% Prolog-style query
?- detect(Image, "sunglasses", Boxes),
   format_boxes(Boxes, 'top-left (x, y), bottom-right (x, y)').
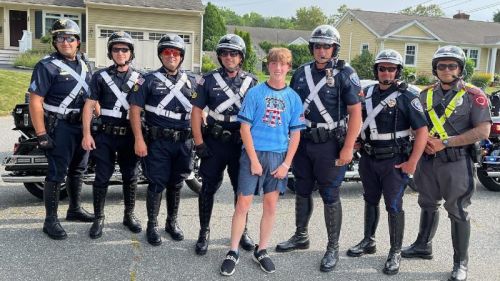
top-left (377, 66), bottom-right (397, 73)
top-left (161, 48), bottom-right (181, 57)
top-left (313, 44), bottom-right (333, 50)
top-left (219, 50), bottom-right (240, 58)
top-left (436, 63), bottom-right (459, 71)
top-left (112, 47), bottom-right (130, 53)
top-left (55, 36), bottom-right (78, 43)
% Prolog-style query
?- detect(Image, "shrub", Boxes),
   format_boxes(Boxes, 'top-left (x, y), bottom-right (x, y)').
top-left (415, 73), bottom-right (433, 86)
top-left (464, 58), bottom-right (475, 82)
top-left (470, 72), bottom-right (493, 89)
top-left (13, 49), bottom-right (51, 68)
top-left (402, 66), bottom-right (416, 82)
top-left (201, 54), bottom-right (217, 73)
top-left (350, 50), bottom-right (375, 80)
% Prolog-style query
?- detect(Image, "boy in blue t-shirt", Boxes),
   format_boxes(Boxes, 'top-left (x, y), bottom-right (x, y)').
top-left (220, 48), bottom-right (305, 276)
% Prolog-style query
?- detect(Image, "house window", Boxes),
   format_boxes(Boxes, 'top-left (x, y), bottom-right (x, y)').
top-left (179, 34), bottom-right (191, 44)
top-left (149, 32), bottom-right (166, 40)
top-left (405, 44), bottom-right (417, 66)
top-left (99, 29), bottom-right (117, 38)
top-left (361, 43), bottom-right (369, 54)
top-left (124, 31), bottom-right (144, 40)
top-left (44, 12), bottom-right (80, 35)
top-left (463, 48), bottom-right (479, 68)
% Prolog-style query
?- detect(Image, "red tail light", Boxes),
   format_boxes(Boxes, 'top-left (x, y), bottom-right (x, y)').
top-left (491, 123), bottom-right (500, 135)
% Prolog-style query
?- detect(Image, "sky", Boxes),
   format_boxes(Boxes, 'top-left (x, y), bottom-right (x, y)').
top-left (202, 0), bottom-right (499, 22)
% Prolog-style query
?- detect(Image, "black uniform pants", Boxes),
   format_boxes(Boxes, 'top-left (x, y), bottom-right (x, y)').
top-left (92, 133), bottom-right (139, 189)
top-left (359, 153), bottom-right (409, 213)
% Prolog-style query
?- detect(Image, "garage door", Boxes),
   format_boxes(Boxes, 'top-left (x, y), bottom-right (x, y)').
top-left (96, 28), bottom-right (193, 72)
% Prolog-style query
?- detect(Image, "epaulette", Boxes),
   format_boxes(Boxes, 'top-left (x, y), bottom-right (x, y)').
top-left (336, 60), bottom-right (345, 70)
top-left (240, 71), bottom-right (258, 81)
top-left (464, 83), bottom-right (485, 96)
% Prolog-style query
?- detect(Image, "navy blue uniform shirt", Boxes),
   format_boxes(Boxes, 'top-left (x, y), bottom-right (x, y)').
top-left (28, 52), bottom-right (92, 110)
top-left (192, 67), bottom-right (258, 131)
top-left (290, 60), bottom-right (361, 123)
top-left (90, 65), bottom-right (142, 125)
top-left (129, 67), bottom-right (195, 130)
top-left (362, 83), bottom-right (428, 147)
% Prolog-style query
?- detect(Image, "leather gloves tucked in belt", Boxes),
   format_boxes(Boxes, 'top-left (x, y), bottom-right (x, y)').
top-left (195, 143), bottom-right (212, 159)
top-left (37, 134), bottom-right (55, 150)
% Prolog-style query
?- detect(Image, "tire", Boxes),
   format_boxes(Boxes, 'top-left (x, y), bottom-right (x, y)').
top-left (24, 182), bottom-right (68, 200)
top-left (476, 168), bottom-right (500, 192)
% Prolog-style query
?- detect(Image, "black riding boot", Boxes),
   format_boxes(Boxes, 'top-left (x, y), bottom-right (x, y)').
top-left (165, 188), bottom-right (184, 241)
top-left (65, 176), bottom-right (94, 222)
top-left (276, 195), bottom-right (313, 252)
top-left (347, 202), bottom-right (379, 257)
top-left (43, 181), bottom-right (67, 240)
top-left (146, 190), bottom-right (162, 246)
top-left (235, 194), bottom-right (255, 251)
top-left (448, 219), bottom-right (470, 281)
top-left (196, 193), bottom-right (214, 255)
top-left (123, 182), bottom-right (142, 233)
top-left (383, 211), bottom-right (405, 275)
top-left (402, 209), bottom-right (439, 259)
top-left (89, 187), bottom-right (107, 239)
top-left (320, 201), bottom-right (342, 272)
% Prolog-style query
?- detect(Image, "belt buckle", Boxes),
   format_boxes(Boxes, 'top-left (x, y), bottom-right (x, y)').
top-left (172, 130), bottom-right (180, 142)
top-left (119, 127), bottom-right (127, 136)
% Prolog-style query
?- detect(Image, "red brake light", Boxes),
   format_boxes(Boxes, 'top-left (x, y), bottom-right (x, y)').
top-left (491, 123), bottom-right (500, 135)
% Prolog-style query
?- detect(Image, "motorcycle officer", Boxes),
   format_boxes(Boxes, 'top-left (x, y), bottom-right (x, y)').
top-left (28, 18), bottom-right (94, 240)
top-left (82, 32), bottom-right (142, 239)
top-left (275, 25), bottom-right (362, 272)
top-left (129, 34), bottom-right (196, 246)
top-left (191, 34), bottom-right (258, 255)
top-left (346, 49), bottom-right (428, 275)
top-left (402, 46), bottom-right (491, 281)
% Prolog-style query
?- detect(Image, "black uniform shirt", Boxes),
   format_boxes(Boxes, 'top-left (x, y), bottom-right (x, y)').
top-left (90, 66), bottom-right (142, 125)
top-left (290, 60), bottom-right (361, 124)
top-left (420, 80), bottom-right (491, 136)
top-left (129, 67), bottom-right (195, 130)
top-left (28, 52), bottom-right (92, 110)
top-left (362, 84), bottom-right (428, 147)
top-left (192, 67), bottom-right (258, 131)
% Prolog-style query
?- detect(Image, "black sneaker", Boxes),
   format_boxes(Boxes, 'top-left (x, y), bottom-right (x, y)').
top-left (253, 246), bottom-right (276, 273)
top-left (220, 250), bottom-right (239, 276)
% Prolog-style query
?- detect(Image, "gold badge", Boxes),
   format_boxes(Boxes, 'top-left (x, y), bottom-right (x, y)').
top-left (387, 99), bottom-right (397, 107)
top-left (191, 92), bottom-right (197, 99)
top-left (133, 84), bottom-right (139, 92)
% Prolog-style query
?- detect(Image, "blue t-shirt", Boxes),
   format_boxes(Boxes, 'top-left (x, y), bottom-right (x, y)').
top-left (238, 82), bottom-right (305, 153)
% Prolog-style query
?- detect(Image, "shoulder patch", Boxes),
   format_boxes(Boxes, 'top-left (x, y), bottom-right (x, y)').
top-left (411, 98), bottom-right (424, 113)
top-left (349, 72), bottom-right (361, 87)
top-left (473, 95), bottom-right (488, 108)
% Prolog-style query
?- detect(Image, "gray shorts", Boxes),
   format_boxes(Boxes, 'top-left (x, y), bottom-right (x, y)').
top-left (238, 150), bottom-right (287, 196)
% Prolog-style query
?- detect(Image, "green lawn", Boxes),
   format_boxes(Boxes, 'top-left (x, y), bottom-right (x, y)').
top-left (0, 69), bottom-right (31, 116)
top-left (256, 72), bottom-right (292, 84)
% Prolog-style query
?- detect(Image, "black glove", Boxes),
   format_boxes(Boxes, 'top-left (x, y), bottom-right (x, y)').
top-left (37, 134), bottom-right (55, 150)
top-left (195, 143), bottom-right (212, 159)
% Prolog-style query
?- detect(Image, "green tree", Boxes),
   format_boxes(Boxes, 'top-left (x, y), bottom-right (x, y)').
top-left (328, 4), bottom-right (349, 25)
top-left (218, 7), bottom-right (243, 25)
top-left (464, 58), bottom-right (475, 82)
top-left (234, 29), bottom-right (257, 73)
top-left (203, 2), bottom-right (226, 51)
top-left (493, 10), bottom-right (500, 22)
top-left (242, 12), bottom-right (265, 27)
top-left (294, 6), bottom-right (327, 30)
top-left (400, 4), bottom-right (444, 17)
top-left (350, 50), bottom-right (375, 80)
top-left (288, 44), bottom-right (310, 69)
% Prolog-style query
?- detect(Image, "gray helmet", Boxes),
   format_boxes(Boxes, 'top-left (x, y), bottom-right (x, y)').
top-left (51, 18), bottom-right (80, 49)
top-left (157, 34), bottom-right (185, 65)
top-left (432, 45), bottom-right (466, 76)
top-left (373, 49), bottom-right (404, 80)
top-left (308, 25), bottom-right (341, 58)
top-left (107, 31), bottom-right (134, 61)
top-left (216, 34), bottom-right (246, 66)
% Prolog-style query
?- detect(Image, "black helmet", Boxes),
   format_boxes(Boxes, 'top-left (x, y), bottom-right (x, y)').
top-left (432, 45), bottom-right (466, 76)
top-left (157, 34), bottom-right (185, 65)
top-left (373, 49), bottom-right (404, 80)
top-left (107, 31), bottom-right (134, 61)
top-left (308, 25), bottom-right (341, 58)
top-left (216, 34), bottom-right (246, 66)
top-left (51, 18), bottom-right (80, 49)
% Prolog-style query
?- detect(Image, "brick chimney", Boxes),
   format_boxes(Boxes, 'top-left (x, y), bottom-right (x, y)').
top-left (453, 12), bottom-right (470, 20)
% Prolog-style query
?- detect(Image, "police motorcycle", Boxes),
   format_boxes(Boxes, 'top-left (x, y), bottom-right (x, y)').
top-left (286, 79), bottom-right (419, 192)
top-left (1, 95), bottom-right (202, 199)
top-left (475, 89), bottom-right (500, 191)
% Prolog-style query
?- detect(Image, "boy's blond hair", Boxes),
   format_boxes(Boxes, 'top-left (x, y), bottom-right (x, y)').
top-left (267, 47), bottom-right (292, 67)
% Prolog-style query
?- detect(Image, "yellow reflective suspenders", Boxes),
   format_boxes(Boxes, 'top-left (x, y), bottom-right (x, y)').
top-left (426, 85), bottom-right (469, 140)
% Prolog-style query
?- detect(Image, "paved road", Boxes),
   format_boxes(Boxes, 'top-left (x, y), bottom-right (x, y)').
top-left (1, 115), bottom-right (499, 281)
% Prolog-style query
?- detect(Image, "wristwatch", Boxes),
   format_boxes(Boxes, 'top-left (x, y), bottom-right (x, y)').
top-left (442, 139), bottom-right (450, 148)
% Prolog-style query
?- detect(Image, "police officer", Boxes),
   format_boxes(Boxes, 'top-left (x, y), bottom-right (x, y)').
top-left (129, 34), bottom-right (195, 246)
top-left (346, 49), bottom-right (428, 275)
top-left (28, 18), bottom-right (94, 240)
top-left (191, 34), bottom-right (258, 255)
top-left (402, 46), bottom-right (491, 281)
top-left (82, 32), bottom-right (142, 239)
top-left (275, 25), bottom-right (362, 272)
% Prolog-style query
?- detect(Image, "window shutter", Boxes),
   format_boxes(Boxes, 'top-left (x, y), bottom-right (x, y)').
top-left (81, 14), bottom-right (86, 42)
top-left (35, 11), bottom-right (42, 39)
